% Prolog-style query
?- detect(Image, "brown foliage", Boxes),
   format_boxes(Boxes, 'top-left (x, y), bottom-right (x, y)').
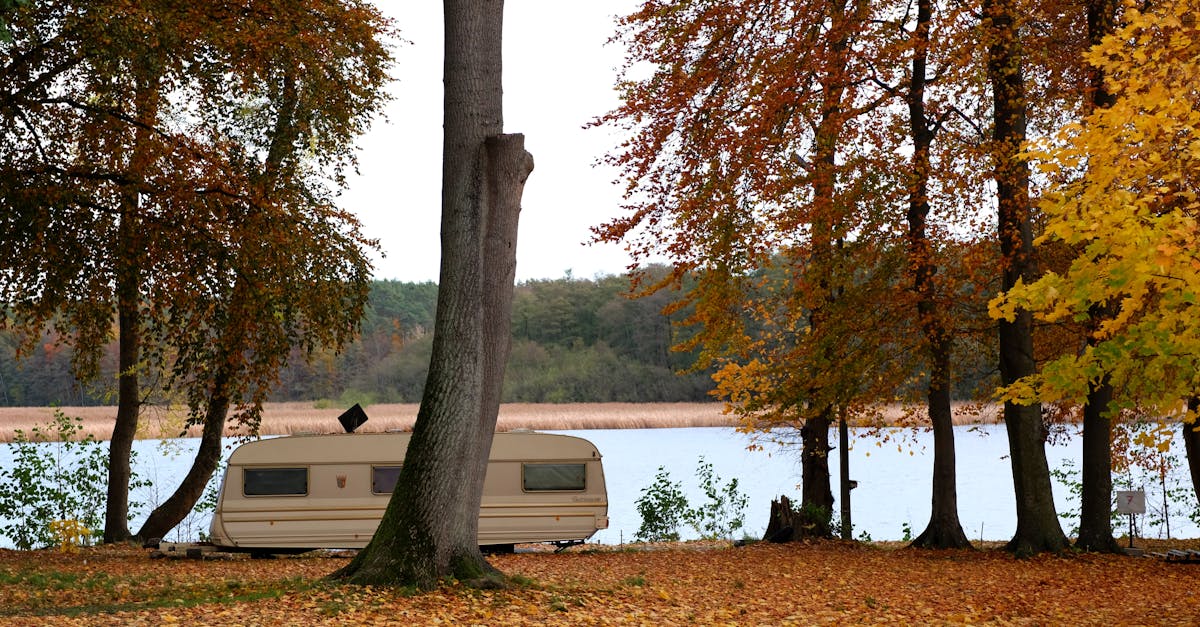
top-left (2, 541), bottom-right (1199, 625)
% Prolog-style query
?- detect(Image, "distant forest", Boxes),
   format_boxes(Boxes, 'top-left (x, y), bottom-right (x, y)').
top-left (0, 273), bottom-right (717, 407)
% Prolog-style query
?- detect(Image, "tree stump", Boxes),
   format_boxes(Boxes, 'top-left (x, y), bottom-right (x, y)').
top-left (764, 495), bottom-right (833, 543)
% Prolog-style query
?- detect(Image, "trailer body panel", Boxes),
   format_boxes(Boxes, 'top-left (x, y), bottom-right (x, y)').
top-left (207, 431), bottom-right (608, 550)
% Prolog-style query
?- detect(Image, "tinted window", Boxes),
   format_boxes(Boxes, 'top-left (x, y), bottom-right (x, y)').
top-left (523, 463), bottom-right (586, 491)
top-left (244, 468), bottom-right (307, 496)
top-left (372, 466), bottom-right (403, 494)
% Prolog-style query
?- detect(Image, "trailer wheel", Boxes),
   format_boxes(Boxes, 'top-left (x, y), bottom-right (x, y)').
top-left (480, 544), bottom-right (514, 554)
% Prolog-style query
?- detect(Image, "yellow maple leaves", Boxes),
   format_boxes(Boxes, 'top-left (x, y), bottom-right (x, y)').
top-left (991, 0), bottom-right (1200, 413)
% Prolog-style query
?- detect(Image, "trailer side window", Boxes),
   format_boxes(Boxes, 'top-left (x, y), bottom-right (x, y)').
top-left (523, 463), bottom-right (586, 491)
top-left (372, 465), bottom-right (403, 494)
top-left (244, 468), bottom-right (307, 496)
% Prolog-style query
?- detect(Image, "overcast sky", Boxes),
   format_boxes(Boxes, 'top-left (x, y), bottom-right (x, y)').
top-left (337, 1), bottom-right (642, 283)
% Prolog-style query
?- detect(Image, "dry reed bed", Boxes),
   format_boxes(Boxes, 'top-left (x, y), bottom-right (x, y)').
top-left (0, 402), bottom-right (1002, 443)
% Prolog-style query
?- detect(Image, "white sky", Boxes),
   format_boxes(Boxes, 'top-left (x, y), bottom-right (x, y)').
top-left (337, 1), bottom-right (642, 283)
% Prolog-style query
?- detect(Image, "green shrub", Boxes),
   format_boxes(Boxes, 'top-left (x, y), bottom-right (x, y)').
top-left (685, 457), bottom-right (749, 540)
top-left (0, 410), bottom-right (146, 549)
top-left (634, 458), bottom-right (750, 543)
top-left (0, 410), bottom-right (110, 549)
top-left (634, 466), bottom-right (689, 542)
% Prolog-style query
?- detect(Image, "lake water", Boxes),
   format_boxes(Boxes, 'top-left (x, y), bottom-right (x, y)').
top-left (2, 425), bottom-right (1197, 548)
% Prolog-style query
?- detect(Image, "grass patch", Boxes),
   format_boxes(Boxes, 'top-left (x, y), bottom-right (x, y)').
top-left (0, 563), bottom-right (314, 620)
top-left (621, 574), bottom-right (647, 587)
top-left (507, 573), bottom-right (539, 588)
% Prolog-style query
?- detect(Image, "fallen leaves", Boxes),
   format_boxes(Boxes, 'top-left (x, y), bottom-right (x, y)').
top-left (2, 540), bottom-right (1199, 625)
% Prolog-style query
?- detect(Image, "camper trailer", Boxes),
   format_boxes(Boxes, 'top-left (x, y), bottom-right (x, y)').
top-left (200, 430), bottom-right (608, 554)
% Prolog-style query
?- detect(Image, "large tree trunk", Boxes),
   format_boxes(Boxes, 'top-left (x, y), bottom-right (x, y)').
top-left (1183, 397), bottom-right (1200, 508)
top-left (104, 224), bottom-right (140, 544)
top-left (1074, 0), bottom-right (1121, 555)
top-left (135, 371), bottom-right (231, 542)
top-left (136, 69), bottom-right (301, 544)
top-left (1076, 377), bottom-right (1119, 551)
top-left (332, 0), bottom-right (533, 588)
top-left (984, 0), bottom-right (1068, 555)
top-left (907, 0), bottom-right (969, 550)
top-left (795, 0), bottom-right (855, 538)
top-left (800, 409), bottom-right (834, 537)
top-left (104, 57), bottom-right (161, 543)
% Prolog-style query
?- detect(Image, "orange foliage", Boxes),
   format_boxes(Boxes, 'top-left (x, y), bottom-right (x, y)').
top-left (2, 542), bottom-right (1199, 625)
top-left (591, 0), bottom-right (1026, 436)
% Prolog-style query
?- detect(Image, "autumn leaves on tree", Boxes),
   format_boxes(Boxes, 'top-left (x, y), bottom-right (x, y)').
top-left (598, 0), bottom-right (1200, 553)
top-left (0, 1), bottom-right (392, 543)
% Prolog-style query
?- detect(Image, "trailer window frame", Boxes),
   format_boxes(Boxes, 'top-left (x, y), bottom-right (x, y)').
top-left (522, 462), bottom-right (587, 492)
top-left (243, 467), bottom-right (308, 496)
top-left (371, 465), bottom-right (403, 495)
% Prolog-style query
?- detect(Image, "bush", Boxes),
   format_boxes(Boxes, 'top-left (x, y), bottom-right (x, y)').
top-left (0, 410), bottom-right (109, 549)
top-left (685, 457), bottom-right (749, 540)
top-left (634, 467), bottom-right (689, 542)
top-left (634, 459), bottom-right (750, 543)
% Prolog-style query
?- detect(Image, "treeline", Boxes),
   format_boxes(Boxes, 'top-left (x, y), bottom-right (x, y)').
top-left (0, 274), bottom-right (717, 407)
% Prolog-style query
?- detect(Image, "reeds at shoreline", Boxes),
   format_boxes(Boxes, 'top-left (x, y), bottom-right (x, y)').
top-left (0, 401), bottom-right (1003, 443)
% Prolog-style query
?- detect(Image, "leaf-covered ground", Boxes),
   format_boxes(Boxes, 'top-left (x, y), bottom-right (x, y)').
top-left (2, 540), bottom-right (1198, 625)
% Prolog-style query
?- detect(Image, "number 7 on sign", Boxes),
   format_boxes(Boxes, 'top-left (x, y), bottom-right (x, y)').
top-left (1115, 490), bottom-right (1146, 515)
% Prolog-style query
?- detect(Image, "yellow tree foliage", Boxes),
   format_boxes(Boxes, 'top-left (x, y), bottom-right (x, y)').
top-left (990, 0), bottom-right (1200, 416)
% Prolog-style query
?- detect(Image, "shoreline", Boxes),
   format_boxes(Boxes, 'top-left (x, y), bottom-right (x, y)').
top-left (0, 401), bottom-right (1002, 443)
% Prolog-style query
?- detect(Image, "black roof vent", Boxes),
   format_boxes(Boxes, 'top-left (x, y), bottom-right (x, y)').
top-left (337, 403), bottom-right (369, 433)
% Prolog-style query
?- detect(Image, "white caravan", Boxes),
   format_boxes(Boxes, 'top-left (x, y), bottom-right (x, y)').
top-left (200, 430), bottom-right (608, 555)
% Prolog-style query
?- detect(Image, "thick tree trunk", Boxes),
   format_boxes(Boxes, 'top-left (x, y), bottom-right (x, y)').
top-left (1074, 0), bottom-right (1121, 555)
top-left (1076, 378), bottom-right (1119, 551)
top-left (332, 0), bottom-right (533, 588)
top-left (136, 70), bottom-right (301, 544)
top-left (985, 0), bottom-right (1068, 555)
top-left (913, 376), bottom-right (971, 548)
top-left (1183, 397), bottom-right (1200, 508)
top-left (794, 0), bottom-right (854, 539)
top-left (104, 241), bottom-right (139, 543)
top-left (800, 409), bottom-right (834, 537)
top-left (135, 372), bottom-right (231, 542)
top-left (103, 53), bottom-right (162, 544)
top-left (907, 0), bottom-right (969, 550)
top-left (332, 137), bottom-right (531, 589)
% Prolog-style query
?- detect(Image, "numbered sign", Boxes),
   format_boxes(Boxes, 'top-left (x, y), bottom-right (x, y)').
top-left (1115, 490), bottom-right (1146, 515)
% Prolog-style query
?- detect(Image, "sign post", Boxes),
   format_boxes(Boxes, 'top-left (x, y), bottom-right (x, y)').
top-left (1115, 490), bottom-right (1146, 550)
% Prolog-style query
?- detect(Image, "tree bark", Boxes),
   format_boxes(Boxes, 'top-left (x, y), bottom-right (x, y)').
top-left (136, 70), bottom-right (299, 544)
top-left (795, 0), bottom-right (855, 538)
top-left (104, 56), bottom-right (162, 543)
top-left (135, 372), bottom-right (230, 541)
top-left (332, 0), bottom-right (533, 588)
top-left (907, 0), bottom-right (970, 550)
top-left (104, 210), bottom-right (140, 543)
top-left (1181, 397), bottom-right (1200, 512)
top-left (800, 409), bottom-right (834, 537)
top-left (1076, 376), bottom-right (1119, 551)
top-left (764, 495), bottom-right (804, 542)
top-left (984, 0), bottom-right (1068, 555)
top-left (838, 414), bottom-right (851, 540)
top-left (1074, 0), bottom-right (1121, 555)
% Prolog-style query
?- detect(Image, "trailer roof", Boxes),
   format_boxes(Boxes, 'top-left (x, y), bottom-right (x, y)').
top-left (227, 431), bottom-right (602, 466)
